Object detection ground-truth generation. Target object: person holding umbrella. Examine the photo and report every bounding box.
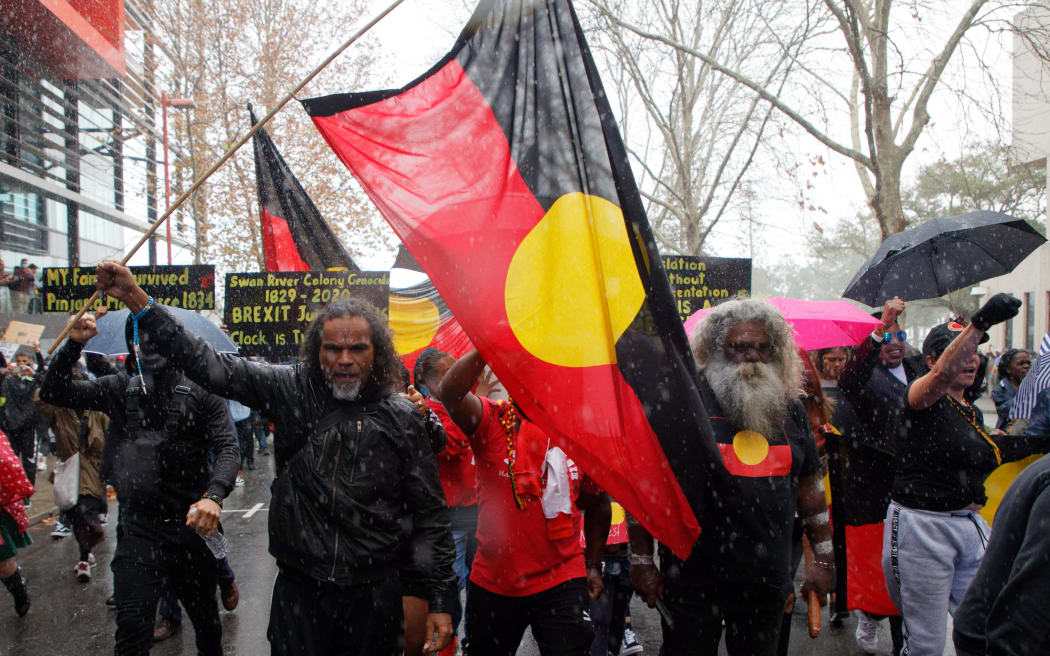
[883,293,1050,656]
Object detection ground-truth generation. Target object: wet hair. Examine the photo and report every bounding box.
[798,346,834,438]
[412,347,451,389]
[300,298,401,395]
[811,346,851,379]
[689,296,801,392]
[395,359,411,393]
[997,348,1025,381]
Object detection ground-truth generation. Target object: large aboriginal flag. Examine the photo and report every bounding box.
[249,105,358,272]
[301,0,718,557]
[391,245,473,373]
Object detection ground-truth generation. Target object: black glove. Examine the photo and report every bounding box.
[970,293,1022,332]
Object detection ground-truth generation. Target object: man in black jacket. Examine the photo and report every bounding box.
[91,260,456,655]
[1,351,42,490]
[42,309,239,656]
[836,297,916,652]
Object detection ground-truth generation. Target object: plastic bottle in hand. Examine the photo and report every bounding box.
[188,507,229,559]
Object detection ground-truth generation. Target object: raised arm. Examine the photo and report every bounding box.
[909,295,1021,411]
[94,261,295,412]
[839,297,904,400]
[436,348,486,435]
[40,315,123,414]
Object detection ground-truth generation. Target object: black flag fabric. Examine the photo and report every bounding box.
[249,105,358,272]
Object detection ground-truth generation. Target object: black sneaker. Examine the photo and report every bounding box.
[106,595,117,609]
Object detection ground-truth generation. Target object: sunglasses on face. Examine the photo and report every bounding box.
[881,330,907,344]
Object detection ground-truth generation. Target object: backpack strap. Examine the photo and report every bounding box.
[126,376,143,435]
[165,384,193,435]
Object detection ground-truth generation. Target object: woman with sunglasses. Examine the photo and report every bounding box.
[883,293,1050,656]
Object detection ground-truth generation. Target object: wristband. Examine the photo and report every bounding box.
[586,561,603,573]
[811,560,834,570]
[201,492,223,508]
[629,553,654,566]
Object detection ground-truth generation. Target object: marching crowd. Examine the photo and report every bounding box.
[1,259,1049,656]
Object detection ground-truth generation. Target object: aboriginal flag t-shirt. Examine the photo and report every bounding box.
[661,374,822,585]
[468,397,591,597]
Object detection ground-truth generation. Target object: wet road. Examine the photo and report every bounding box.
[0,448,952,655]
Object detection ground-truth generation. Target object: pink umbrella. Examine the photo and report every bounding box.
[682,297,882,351]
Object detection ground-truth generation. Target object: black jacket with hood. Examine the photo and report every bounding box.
[40,330,238,519]
[136,305,457,613]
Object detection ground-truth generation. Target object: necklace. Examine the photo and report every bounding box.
[497,400,527,511]
[946,395,1002,465]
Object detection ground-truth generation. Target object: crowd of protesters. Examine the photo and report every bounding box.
[0,259,1048,656]
[0,257,43,314]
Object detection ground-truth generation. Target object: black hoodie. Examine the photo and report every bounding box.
[41,319,238,518]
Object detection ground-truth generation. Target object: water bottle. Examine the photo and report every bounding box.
[188,507,229,559]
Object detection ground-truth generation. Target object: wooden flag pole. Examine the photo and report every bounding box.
[49,0,408,354]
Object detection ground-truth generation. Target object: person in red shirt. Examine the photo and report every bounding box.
[414,348,478,654]
[439,349,610,656]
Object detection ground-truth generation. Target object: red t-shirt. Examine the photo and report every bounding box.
[428,398,477,508]
[468,398,587,597]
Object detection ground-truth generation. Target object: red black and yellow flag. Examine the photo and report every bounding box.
[390,246,473,372]
[249,105,358,273]
[301,0,718,557]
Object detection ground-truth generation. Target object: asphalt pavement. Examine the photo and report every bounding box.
[1,444,959,655]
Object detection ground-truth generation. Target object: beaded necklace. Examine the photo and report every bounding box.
[946,395,1002,466]
[497,400,527,511]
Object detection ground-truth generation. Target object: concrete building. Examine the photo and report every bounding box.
[0,0,194,287]
[983,3,1050,352]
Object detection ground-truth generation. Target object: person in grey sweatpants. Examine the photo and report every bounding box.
[883,502,989,655]
[882,307,1050,656]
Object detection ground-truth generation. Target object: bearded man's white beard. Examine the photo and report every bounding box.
[705,355,791,439]
[323,366,362,401]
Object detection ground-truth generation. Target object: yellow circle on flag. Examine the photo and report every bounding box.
[389,294,441,354]
[732,430,769,465]
[504,193,645,368]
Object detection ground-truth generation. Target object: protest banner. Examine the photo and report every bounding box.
[224,270,390,357]
[3,320,45,346]
[42,265,216,312]
[661,255,752,321]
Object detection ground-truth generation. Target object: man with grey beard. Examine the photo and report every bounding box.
[87,261,457,656]
[628,297,833,656]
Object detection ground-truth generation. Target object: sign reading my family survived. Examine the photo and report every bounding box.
[43,265,216,312]
[224,270,390,357]
[661,255,752,321]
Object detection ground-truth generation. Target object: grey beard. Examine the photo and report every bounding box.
[705,356,790,439]
[329,379,362,401]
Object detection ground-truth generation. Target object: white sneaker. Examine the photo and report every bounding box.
[51,521,71,538]
[854,610,879,653]
[87,553,97,568]
[99,513,109,526]
[621,627,643,655]
[37,458,47,471]
[74,561,91,583]
[235,476,245,487]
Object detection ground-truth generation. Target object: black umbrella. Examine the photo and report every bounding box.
[842,210,1046,306]
[83,306,238,356]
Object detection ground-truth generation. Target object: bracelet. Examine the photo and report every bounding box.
[629,553,654,566]
[586,561,603,573]
[201,492,223,508]
[811,560,834,570]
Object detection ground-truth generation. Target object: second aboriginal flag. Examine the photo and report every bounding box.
[302,0,719,557]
